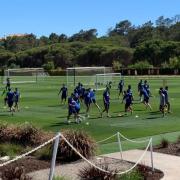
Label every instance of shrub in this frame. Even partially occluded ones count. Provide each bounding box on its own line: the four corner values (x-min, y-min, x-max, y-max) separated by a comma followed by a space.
0, 143, 24, 157
42, 61, 55, 70
160, 138, 169, 148
169, 56, 180, 69
128, 61, 153, 69
0, 166, 32, 180
0, 124, 16, 143
119, 170, 143, 180
15, 123, 43, 146
112, 60, 122, 71
35, 145, 52, 161
0, 123, 53, 147
78, 164, 117, 180
58, 130, 96, 162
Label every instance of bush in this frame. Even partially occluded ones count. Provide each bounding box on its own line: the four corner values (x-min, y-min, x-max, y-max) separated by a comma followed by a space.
0, 166, 32, 180
0, 143, 24, 157
160, 138, 170, 148
78, 164, 117, 180
15, 123, 43, 146
128, 61, 153, 69
112, 60, 122, 71
58, 130, 96, 162
169, 56, 180, 69
0, 124, 16, 143
42, 61, 55, 71
0, 123, 53, 147
35, 145, 52, 161
119, 170, 143, 180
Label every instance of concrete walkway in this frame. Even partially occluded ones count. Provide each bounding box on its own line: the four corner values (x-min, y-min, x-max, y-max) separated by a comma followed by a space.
102, 150, 180, 180
29, 150, 180, 180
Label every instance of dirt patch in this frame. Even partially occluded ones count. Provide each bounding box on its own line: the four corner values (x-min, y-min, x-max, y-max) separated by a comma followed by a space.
0, 156, 163, 180
137, 164, 164, 180
153, 142, 180, 156
0, 156, 51, 175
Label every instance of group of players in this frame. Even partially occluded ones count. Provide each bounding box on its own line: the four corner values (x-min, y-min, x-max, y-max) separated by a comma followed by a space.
2, 78, 20, 115
58, 78, 171, 124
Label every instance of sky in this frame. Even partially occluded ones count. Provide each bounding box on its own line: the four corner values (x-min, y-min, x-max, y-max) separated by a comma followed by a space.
0, 0, 179, 38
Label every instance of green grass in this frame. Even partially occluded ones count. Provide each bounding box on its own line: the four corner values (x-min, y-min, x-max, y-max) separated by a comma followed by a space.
0, 76, 180, 154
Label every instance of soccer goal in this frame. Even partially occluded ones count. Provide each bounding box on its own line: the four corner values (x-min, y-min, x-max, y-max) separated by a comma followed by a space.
95, 73, 122, 90
66, 66, 112, 88
3, 68, 49, 84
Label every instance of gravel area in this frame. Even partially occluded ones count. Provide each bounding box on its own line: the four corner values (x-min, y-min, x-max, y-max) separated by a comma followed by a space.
29, 157, 132, 180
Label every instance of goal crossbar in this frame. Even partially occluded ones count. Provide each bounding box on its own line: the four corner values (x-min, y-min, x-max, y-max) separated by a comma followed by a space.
96, 73, 121, 76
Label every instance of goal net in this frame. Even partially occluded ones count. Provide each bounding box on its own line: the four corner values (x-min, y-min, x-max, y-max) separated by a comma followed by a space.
95, 73, 122, 90
66, 67, 112, 88
3, 68, 49, 84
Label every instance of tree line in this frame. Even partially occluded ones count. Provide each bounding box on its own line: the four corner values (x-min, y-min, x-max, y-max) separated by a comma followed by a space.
0, 15, 180, 70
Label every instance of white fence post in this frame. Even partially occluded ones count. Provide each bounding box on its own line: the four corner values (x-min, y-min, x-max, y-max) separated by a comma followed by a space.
49, 132, 60, 180
150, 138, 154, 172
117, 132, 123, 160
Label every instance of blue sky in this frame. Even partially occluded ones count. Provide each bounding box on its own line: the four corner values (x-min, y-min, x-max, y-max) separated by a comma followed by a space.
0, 0, 179, 38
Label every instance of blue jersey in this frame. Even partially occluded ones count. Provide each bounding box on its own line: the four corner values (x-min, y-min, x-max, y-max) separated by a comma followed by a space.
74, 86, 82, 95
138, 82, 144, 91
60, 87, 68, 96
142, 88, 149, 98
124, 93, 133, 104
84, 91, 91, 103
7, 91, 14, 102
14, 91, 20, 102
75, 99, 80, 111
144, 84, 150, 95
118, 81, 124, 89
68, 97, 74, 108
103, 91, 110, 103
163, 89, 168, 102
127, 88, 132, 94
90, 90, 95, 100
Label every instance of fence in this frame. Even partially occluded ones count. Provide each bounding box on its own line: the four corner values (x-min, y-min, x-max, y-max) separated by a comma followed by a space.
0, 132, 154, 180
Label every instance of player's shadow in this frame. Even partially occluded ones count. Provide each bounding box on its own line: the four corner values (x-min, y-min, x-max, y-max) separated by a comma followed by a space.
48, 105, 65, 108
50, 121, 77, 127
88, 116, 103, 120
146, 116, 160, 120
56, 116, 68, 119
149, 111, 160, 115
0, 114, 10, 117
135, 109, 144, 112
133, 100, 142, 104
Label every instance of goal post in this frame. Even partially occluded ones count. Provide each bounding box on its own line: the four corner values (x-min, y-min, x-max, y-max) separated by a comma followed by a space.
66, 66, 112, 88
3, 68, 49, 84
95, 73, 122, 90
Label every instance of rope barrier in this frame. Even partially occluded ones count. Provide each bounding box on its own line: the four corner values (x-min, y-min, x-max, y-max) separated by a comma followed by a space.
0, 134, 60, 167
60, 133, 152, 175
118, 132, 150, 143
97, 133, 117, 143
0, 131, 153, 176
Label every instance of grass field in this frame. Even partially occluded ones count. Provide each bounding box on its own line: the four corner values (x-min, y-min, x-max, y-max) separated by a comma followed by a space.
0, 76, 180, 153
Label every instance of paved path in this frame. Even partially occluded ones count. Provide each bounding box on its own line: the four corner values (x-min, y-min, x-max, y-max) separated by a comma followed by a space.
102, 150, 180, 180
29, 150, 180, 180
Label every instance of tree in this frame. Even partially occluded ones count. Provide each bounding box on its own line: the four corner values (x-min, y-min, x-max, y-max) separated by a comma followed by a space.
69, 29, 97, 41
49, 33, 59, 43
129, 24, 154, 47
59, 34, 68, 42
109, 20, 132, 36
39, 36, 50, 46
169, 56, 180, 68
